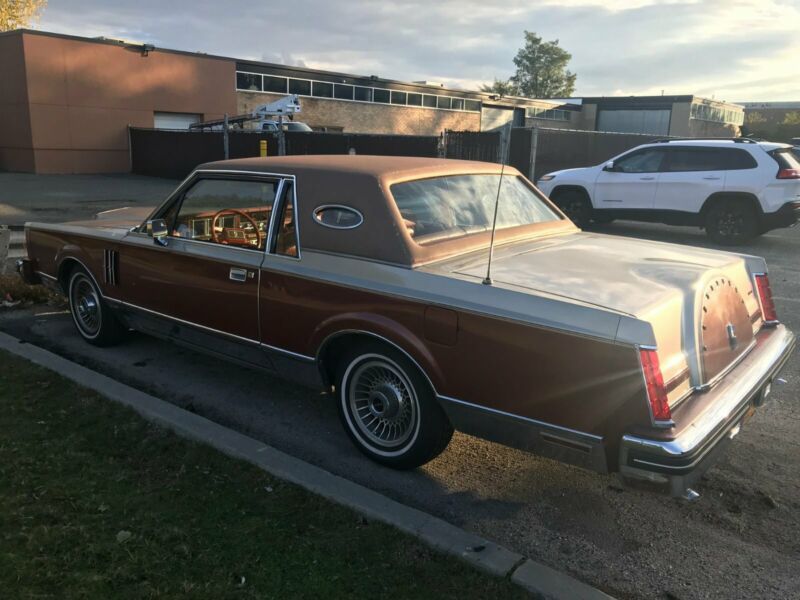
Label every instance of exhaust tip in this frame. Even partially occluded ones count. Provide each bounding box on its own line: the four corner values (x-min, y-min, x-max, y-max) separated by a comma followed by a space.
681, 488, 701, 501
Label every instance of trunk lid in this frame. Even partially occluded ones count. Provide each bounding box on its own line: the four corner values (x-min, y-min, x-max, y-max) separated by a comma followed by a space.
427, 232, 763, 394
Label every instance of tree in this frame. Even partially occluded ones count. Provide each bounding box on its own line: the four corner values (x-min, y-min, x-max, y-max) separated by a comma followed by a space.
509, 31, 576, 98
0, 0, 47, 32
479, 78, 518, 97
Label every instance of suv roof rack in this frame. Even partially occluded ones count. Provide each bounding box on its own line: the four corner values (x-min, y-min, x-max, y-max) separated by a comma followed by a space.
650, 137, 759, 144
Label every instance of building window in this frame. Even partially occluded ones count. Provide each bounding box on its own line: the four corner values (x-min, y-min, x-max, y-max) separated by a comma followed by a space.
373, 88, 390, 103
527, 107, 571, 121
289, 79, 311, 96
237, 72, 262, 92
354, 86, 372, 101
690, 103, 744, 126
235, 71, 482, 113
312, 81, 334, 98
465, 99, 481, 112
335, 84, 354, 100
263, 75, 288, 94
391, 91, 407, 105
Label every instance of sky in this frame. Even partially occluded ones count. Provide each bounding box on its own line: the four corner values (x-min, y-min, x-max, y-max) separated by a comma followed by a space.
34, 0, 800, 102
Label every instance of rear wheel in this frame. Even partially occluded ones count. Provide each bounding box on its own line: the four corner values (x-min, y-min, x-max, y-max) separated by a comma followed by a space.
553, 189, 592, 228
335, 342, 453, 469
67, 267, 128, 346
704, 199, 760, 245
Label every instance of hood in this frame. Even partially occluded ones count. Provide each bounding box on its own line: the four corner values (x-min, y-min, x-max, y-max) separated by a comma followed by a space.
54, 206, 156, 234
539, 166, 592, 180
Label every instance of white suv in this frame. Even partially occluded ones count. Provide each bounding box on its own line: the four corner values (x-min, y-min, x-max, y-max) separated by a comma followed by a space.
536, 139, 800, 244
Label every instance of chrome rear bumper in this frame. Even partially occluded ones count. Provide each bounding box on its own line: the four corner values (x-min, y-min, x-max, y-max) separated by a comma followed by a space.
619, 324, 795, 498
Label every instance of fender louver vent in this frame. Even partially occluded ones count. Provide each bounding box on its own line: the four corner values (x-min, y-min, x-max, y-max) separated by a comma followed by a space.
103, 250, 119, 285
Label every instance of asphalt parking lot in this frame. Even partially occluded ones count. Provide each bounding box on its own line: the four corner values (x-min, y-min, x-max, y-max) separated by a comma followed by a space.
1, 175, 798, 600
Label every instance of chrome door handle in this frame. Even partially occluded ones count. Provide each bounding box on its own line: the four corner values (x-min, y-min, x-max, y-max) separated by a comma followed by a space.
229, 267, 250, 282
639, 176, 656, 180
702, 176, 721, 180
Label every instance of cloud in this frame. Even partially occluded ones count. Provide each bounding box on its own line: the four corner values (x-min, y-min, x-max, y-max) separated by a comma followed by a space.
36, 0, 800, 101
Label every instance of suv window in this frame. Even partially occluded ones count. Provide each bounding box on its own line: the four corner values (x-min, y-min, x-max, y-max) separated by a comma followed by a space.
664, 147, 757, 172
614, 148, 667, 173
169, 178, 279, 250
771, 148, 800, 170
665, 148, 728, 172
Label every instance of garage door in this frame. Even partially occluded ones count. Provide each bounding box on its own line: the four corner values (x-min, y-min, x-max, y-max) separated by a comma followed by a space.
481, 106, 515, 131
597, 109, 671, 135
153, 112, 202, 130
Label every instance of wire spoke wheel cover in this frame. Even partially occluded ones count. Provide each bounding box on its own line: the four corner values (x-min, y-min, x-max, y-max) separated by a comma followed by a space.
70, 274, 102, 337
344, 355, 420, 455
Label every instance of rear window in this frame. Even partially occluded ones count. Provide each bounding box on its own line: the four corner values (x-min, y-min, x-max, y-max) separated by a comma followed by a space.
771, 148, 800, 170
390, 175, 560, 244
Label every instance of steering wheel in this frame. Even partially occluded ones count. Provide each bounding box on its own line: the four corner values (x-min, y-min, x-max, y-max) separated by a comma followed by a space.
211, 209, 264, 247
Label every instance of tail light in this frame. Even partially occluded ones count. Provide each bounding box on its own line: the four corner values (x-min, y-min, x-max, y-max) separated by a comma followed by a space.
639, 348, 672, 425
754, 274, 778, 324
777, 168, 800, 179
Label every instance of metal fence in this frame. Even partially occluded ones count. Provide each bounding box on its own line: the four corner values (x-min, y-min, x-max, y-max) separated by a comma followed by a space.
129, 128, 440, 179
444, 126, 671, 181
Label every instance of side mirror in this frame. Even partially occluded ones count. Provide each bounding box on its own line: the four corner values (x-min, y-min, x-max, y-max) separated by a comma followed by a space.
148, 219, 169, 246
603, 162, 616, 172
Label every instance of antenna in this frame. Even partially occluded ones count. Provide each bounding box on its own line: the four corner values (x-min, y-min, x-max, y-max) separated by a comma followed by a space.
483, 123, 512, 286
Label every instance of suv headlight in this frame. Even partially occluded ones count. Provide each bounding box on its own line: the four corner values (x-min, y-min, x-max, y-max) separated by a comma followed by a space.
538, 174, 556, 182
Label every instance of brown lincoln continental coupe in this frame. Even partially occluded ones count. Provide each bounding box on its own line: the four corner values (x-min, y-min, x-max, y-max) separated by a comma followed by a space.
17, 156, 795, 498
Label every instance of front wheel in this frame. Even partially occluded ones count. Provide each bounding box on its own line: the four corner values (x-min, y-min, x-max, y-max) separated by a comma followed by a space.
705, 199, 759, 245
336, 342, 453, 469
553, 190, 592, 228
67, 267, 128, 346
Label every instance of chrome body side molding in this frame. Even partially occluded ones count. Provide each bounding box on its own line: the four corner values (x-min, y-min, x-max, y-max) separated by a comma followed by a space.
437, 395, 608, 474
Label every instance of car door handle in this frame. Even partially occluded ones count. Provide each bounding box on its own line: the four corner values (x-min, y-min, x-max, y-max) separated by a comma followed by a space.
639, 176, 656, 181
702, 176, 721, 180
229, 267, 252, 282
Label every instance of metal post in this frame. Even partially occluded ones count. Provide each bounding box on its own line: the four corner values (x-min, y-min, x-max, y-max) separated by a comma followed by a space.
277, 114, 286, 156
528, 126, 539, 181
223, 113, 229, 160
498, 122, 511, 164
259, 139, 268, 157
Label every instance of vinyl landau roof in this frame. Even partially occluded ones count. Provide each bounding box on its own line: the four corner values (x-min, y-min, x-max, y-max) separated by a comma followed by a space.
198, 155, 574, 266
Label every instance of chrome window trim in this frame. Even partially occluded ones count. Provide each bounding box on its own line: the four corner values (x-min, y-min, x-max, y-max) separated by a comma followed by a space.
312, 204, 364, 230
267, 177, 302, 261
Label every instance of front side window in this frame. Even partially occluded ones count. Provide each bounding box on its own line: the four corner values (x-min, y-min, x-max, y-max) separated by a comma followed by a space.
273, 183, 299, 257
169, 178, 279, 250
614, 148, 666, 173
391, 175, 560, 244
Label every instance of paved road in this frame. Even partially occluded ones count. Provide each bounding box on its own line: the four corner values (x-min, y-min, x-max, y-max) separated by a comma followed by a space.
2, 217, 798, 599
0, 172, 178, 226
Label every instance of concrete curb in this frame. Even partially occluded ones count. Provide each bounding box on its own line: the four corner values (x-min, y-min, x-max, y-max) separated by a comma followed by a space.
0, 330, 614, 599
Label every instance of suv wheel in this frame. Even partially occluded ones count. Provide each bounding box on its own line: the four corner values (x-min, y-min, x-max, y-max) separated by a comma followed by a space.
705, 199, 759, 245
335, 342, 453, 469
67, 267, 128, 346
554, 190, 592, 228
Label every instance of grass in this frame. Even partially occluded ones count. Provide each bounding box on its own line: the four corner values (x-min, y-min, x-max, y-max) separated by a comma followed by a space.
0, 274, 61, 306
0, 350, 530, 599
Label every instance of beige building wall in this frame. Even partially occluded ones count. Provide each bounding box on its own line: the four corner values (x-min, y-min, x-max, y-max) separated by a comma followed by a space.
0, 33, 35, 172
237, 92, 480, 135
5, 31, 238, 174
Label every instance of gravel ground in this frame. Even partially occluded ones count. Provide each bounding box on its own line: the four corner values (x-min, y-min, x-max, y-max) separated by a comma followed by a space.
1, 175, 798, 599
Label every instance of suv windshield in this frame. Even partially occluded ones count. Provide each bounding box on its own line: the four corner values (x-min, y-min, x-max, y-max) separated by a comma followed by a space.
391, 175, 560, 244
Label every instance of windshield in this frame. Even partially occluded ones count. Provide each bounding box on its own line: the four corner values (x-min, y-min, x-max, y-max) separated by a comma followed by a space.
391, 175, 560, 243
285, 122, 312, 131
